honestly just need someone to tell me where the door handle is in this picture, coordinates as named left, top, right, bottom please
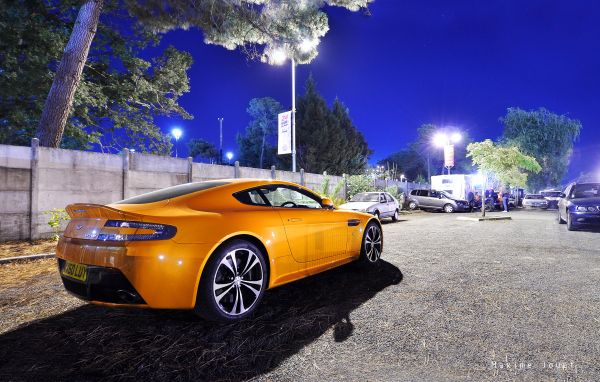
left=288, top=218, right=303, bottom=222
left=347, top=219, right=360, bottom=226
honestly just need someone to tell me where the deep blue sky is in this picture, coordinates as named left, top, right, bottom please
left=149, top=0, right=600, bottom=181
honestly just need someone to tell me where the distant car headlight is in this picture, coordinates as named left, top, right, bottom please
left=576, top=206, right=587, bottom=212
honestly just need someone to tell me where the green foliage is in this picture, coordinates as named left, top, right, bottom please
left=0, top=0, right=193, bottom=154
left=237, top=97, right=283, bottom=169
left=467, top=140, right=541, bottom=189
left=45, top=208, right=70, bottom=241
left=280, top=76, right=371, bottom=175
left=187, top=139, right=219, bottom=163
left=501, top=107, right=582, bottom=191
left=318, top=176, right=346, bottom=206
left=346, top=174, right=375, bottom=200
left=126, top=0, right=373, bottom=65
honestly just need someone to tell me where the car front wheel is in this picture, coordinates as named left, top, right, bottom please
left=443, top=204, right=455, bottom=213
left=392, top=209, right=399, bottom=222
left=194, top=239, right=268, bottom=322
left=408, top=201, right=418, bottom=210
left=360, top=221, right=383, bottom=265
left=566, top=213, right=576, bottom=231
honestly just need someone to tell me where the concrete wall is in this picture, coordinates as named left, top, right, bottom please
left=0, top=141, right=346, bottom=241
left=0, top=145, right=31, bottom=240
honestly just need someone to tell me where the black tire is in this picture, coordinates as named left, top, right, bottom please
left=566, top=213, right=576, bottom=231
left=360, top=221, right=383, bottom=265
left=391, top=209, right=399, bottom=222
left=408, top=201, right=418, bottom=210
left=557, top=209, right=566, bottom=224
left=443, top=204, right=455, bottom=213
left=194, top=239, right=268, bottom=322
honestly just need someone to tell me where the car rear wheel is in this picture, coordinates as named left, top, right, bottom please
left=392, top=209, right=399, bottom=222
left=566, top=213, right=576, bottom=231
left=408, top=201, right=418, bottom=210
left=557, top=209, right=566, bottom=224
left=443, top=204, right=455, bottom=213
left=360, top=222, right=382, bottom=265
left=194, top=239, right=268, bottom=322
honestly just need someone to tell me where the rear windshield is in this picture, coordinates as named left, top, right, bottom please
left=541, top=191, right=562, bottom=197
left=350, top=193, right=380, bottom=202
left=115, top=181, right=230, bottom=204
left=525, top=194, right=542, bottom=199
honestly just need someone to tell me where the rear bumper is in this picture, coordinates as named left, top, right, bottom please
left=56, top=237, right=212, bottom=309
left=58, top=258, right=147, bottom=305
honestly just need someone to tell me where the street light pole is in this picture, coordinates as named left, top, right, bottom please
left=218, top=117, right=223, bottom=164
left=291, top=57, right=297, bottom=173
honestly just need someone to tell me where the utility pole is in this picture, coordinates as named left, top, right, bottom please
left=291, top=57, right=297, bottom=172
left=218, top=117, right=223, bottom=164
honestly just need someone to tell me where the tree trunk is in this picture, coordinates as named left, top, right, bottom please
left=259, top=130, right=266, bottom=169
left=36, top=0, right=103, bottom=147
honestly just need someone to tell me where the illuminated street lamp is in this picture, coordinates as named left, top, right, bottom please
left=226, top=151, right=234, bottom=165
left=433, top=131, right=462, bottom=175
left=270, top=38, right=319, bottom=173
left=171, top=127, right=183, bottom=158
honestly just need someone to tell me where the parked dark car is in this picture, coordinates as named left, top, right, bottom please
left=541, top=190, right=562, bottom=209
left=557, top=182, right=600, bottom=231
left=407, top=189, right=470, bottom=213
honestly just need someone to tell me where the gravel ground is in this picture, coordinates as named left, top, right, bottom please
left=1, top=209, right=599, bottom=381
left=0, top=239, right=56, bottom=259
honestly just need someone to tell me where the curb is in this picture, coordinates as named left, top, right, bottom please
left=0, top=253, right=55, bottom=265
left=457, top=216, right=512, bottom=222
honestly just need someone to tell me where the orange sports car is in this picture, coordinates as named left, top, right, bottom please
left=56, top=179, right=383, bottom=321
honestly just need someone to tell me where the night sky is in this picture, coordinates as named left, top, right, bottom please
left=147, top=0, right=600, bottom=182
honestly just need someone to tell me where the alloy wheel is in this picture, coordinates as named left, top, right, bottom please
left=364, top=225, right=382, bottom=262
left=213, top=248, right=263, bottom=316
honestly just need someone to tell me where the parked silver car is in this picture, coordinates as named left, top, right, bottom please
left=407, top=189, right=470, bottom=213
left=523, top=194, right=549, bottom=209
left=338, top=192, right=400, bottom=221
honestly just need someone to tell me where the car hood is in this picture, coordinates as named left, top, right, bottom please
left=338, top=201, right=377, bottom=210
left=571, top=197, right=600, bottom=206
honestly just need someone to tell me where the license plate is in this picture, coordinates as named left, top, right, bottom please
left=62, top=261, right=88, bottom=282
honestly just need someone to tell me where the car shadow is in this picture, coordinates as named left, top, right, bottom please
left=0, top=260, right=402, bottom=381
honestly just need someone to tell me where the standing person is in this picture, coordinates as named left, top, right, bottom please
left=502, top=187, right=510, bottom=212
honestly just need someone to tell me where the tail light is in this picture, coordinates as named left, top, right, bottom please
left=96, top=220, right=176, bottom=241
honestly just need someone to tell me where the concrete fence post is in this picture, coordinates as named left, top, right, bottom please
left=343, top=173, right=348, bottom=200
left=187, top=157, right=193, bottom=183
left=300, top=168, right=305, bottom=186
left=270, top=165, right=276, bottom=180
left=122, top=149, right=130, bottom=200
left=29, top=138, right=39, bottom=241
left=234, top=161, right=240, bottom=178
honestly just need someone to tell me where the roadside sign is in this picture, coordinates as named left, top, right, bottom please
left=278, top=111, right=292, bottom=155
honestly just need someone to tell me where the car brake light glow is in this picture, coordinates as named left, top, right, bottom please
left=97, top=220, right=176, bottom=241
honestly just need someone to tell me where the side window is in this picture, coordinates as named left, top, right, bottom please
left=385, top=193, right=394, bottom=202
left=379, top=193, right=386, bottom=203
left=261, top=186, right=322, bottom=209
left=233, top=189, right=268, bottom=206
left=410, top=190, right=418, bottom=196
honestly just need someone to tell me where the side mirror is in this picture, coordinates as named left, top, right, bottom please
left=321, top=197, right=335, bottom=209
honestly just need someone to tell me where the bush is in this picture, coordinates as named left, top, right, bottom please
left=318, top=176, right=346, bottom=206
left=45, top=208, right=70, bottom=241
left=347, top=174, right=375, bottom=200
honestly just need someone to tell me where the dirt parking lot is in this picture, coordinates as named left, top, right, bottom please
left=1, top=209, right=599, bottom=381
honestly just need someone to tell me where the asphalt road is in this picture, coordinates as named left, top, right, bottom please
left=1, top=209, right=599, bottom=381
